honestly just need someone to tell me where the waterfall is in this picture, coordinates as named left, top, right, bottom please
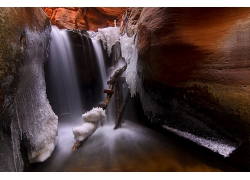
left=46, top=26, right=83, bottom=122
left=27, top=26, right=239, bottom=172
left=91, top=39, right=108, bottom=96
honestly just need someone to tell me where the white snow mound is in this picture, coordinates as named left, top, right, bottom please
left=72, top=123, right=97, bottom=141
left=82, top=107, right=106, bottom=123
left=28, top=136, right=59, bottom=163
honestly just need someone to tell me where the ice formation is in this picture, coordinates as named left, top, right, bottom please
left=87, top=26, right=238, bottom=159
left=89, top=27, right=158, bottom=120
left=162, top=125, right=236, bottom=157
left=88, top=27, right=120, bottom=57
left=119, top=32, right=160, bottom=120
left=120, top=33, right=140, bottom=97
left=73, top=107, right=106, bottom=142
left=118, top=30, right=238, bottom=158
left=13, top=28, right=58, bottom=164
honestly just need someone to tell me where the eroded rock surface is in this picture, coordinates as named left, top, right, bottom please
left=43, top=7, right=128, bottom=31
left=125, top=7, right=250, bottom=158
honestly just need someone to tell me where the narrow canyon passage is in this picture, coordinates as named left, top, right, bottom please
left=1, top=7, right=250, bottom=172
left=24, top=25, right=239, bottom=172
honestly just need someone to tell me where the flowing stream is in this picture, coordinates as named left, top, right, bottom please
left=26, top=26, right=239, bottom=172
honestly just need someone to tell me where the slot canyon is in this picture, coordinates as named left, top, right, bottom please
left=0, top=7, right=250, bottom=172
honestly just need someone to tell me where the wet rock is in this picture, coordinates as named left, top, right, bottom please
left=108, top=41, right=122, bottom=67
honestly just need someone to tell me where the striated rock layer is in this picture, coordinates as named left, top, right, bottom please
left=43, top=7, right=128, bottom=31
left=124, top=7, right=250, bottom=167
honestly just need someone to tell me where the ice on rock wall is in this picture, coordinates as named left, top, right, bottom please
left=162, top=125, right=236, bottom=157
left=120, top=33, right=140, bottom=97
left=86, top=26, right=239, bottom=160
left=73, top=107, right=106, bottom=142
left=88, top=27, right=120, bottom=57
left=89, top=27, right=158, bottom=120
left=14, top=28, right=58, bottom=163
left=119, top=32, right=160, bottom=120
left=118, top=32, right=237, bottom=158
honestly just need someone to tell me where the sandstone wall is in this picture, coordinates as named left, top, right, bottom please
left=130, top=8, right=250, bottom=148
left=43, top=7, right=127, bottom=31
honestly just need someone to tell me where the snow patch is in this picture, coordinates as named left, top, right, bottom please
left=28, top=138, right=58, bottom=163
left=82, top=107, right=106, bottom=123
left=73, top=123, right=98, bottom=141
left=73, top=107, right=106, bottom=142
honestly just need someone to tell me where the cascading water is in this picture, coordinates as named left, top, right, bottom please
left=39, top=26, right=84, bottom=170
left=92, top=39, right=108, bottom=91
left=46, top=26, right=83, bottom=121
left=27, top=26, right=239, bottom=172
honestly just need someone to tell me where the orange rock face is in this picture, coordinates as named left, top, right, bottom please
left=137, top=8, right=250, bottom=87
left=132, top=7, right=250, bottom=149
left=43, top=7, right=127, bottom=31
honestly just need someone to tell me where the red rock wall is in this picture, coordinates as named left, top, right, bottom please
left=43, top=7, right=127, bottom=31
left=137, top=8, right=250, bottom=87
left=134, top=8, right=250, bottom=146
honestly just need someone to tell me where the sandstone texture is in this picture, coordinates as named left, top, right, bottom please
left=43, top=7, right=127, bottom=31
left=126, top=8, right=250, bottom=151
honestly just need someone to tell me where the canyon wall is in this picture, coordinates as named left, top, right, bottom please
left=1, top=7, right=250, bottom=171
left=43, top=7, right=127, bottom=31
left=0, top=8, right=58, bottom=171
left=127, top=7, right=250, bottom=168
